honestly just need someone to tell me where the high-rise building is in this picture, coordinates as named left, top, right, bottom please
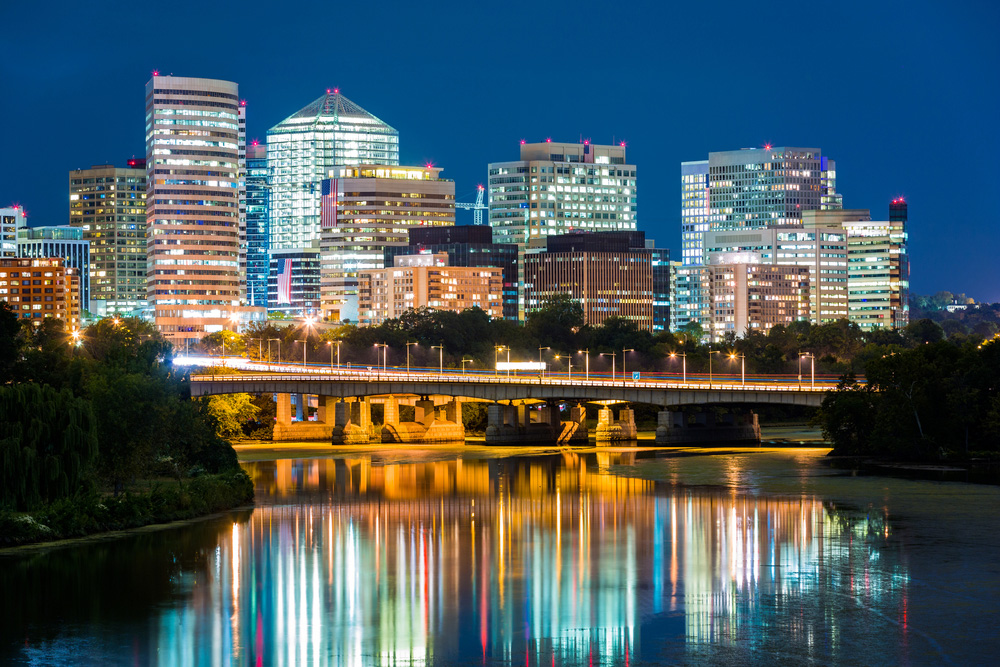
left=702, top=226, right=849, bottom=324
left=267, top=90, right=399, bottom=254
left=680, top=160, right=709, bottom=265
left=238, top=103, right=248, bottom=303
left=670, top=265, right=709, bottom=335
left=1, top=206, right=26, bottom=258
left=522, top=231, right=668, bottom=331
left=383, top=225, right=519, bottom=320
left=706, top=264, right=811, bottom=340
left=488, top=141, right=637, bottom=320
left=68, top=162, right=147, bottom=315
left=358, top=253, right=503, bottom=326
left=145, top=75, right=245, bottom=342
left=245, top=142, right=269, bottom=307
left=16, top=225, right=91, bottom=314
left=319, top=165, right=455, bottom=322
left=844, top=200, right=909, bottom=331
left=677, top=146, right=842, bottom=330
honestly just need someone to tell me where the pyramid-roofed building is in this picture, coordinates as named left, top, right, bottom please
left=267, top=90, right=399, bottom=254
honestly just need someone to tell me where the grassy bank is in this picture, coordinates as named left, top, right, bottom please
left=0, top=469, right=254, bottom=548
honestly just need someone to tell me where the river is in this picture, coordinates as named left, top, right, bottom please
left=3, top=446, right=998, bottom=666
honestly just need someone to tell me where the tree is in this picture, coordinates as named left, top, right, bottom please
left=206, top=394, right=260, bottom=438
left=817, top=374, right=881, bottom=455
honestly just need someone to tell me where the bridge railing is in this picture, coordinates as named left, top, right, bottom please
left=190, top=369, right=834, bottom=393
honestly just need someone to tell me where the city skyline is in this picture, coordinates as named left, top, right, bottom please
left=1, top=1, right=997, bottom=300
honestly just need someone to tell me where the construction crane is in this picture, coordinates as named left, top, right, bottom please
left=455, top=185, right=487, bottom=225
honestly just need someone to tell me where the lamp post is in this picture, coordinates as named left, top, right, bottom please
left=538, top=346, right=550, bottom=378
left=670, top=351, right=687, bottom=382
left=326, top=340, right=341, bottom=371
left=461, top=358, right=474, bottom=374
left=406, top=341, right=418, bottom=375
left=554, top=355, right=573, bottom=380
left=622, top=348, right=634, bottom=385
left=296, top=339, right=308, bottom=367
left=801, top=352, right=815, bottom=389
left=729, top=352, right=745, bottom=386
left=709, top=350, right=722, bottom=388
left=495, top=345, right=509, bottom=377
left=432, top=345, right=444, bottom=375
left=577, top=348, right=590, bottom=381
left=599, top=352, right=616, bottom=384
left=267, top=338, right=281, bottom=370
left=374, top=343, right=388, bottom=374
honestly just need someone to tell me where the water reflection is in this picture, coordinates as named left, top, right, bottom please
left=5, top=454, right=910, bottom=665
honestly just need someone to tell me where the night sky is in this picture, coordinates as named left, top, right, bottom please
left=2, top=1, right=997, bottom=301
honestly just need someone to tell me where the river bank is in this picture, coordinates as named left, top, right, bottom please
left=0, top=469, right=254, bottom=549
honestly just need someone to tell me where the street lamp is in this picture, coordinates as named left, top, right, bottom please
left=577, top=348, right=590, bottom=381
left=709, top=350, right=722, bottom=388
left=729, top=352, right=745, bottom=386
left=669, top=351, right=687, bottom=382
left=461, top=358, right=474, bottom=374
left=539, top=346, right=550, bottom=378
left=267, top=338, right=281, bottom=369
left=622, top=348, right=634, bottom=385
left=406, top=341, right=418, bottom=375
left=374, top=343, right=388, bottom=373
left=495, top=345, right=510, bottom=377
left=326, top=340, right=341, bottom=370
left=554, top=355, right=573, bottom=380
left=599, top=352, right=616, bottom=383
left=800, top=352, right=815, bottom=389
left=432, top=345, right=444, bottom=375
left=296, top=339, right=308, bottom=367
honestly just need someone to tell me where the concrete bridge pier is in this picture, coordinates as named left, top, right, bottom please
left=654, top=409, right=760, bottom=445
left=381, top=395, right=464, bottom=444
left=595, top=406, right=638, bottom=444
left=274, top=392, right=338, bottom=441
left=331, top=398, right=371, bottom=445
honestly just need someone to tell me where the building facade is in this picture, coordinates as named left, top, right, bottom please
left=0, top=258, right=79, bottom=328
left=16, top=225, right=91, bottom=314
left=1, top=206, right=26, bottom=258
left=522, top=231, right=667, bottom=331
left=705, top=264, right=811, bottom=340
left=245, top=142, right=269, bottom=307
left=383, top=225, right=519, bottom=321
left=488, top=141, right=637, bottom=320
left=145, top=75, right=245, bottom=342
left=844, top=200, right=909, bottom=331
left=680, top=160, right=709, bottom=266
left=702, top=226, right=848, bottom=324
left=319, top=165, right=455, bottom=322
left=357, top=253, right=503, bottom=326
left=267, top=90, right=399, bottom=254
left=69, top=162, right=147, bottom=315
left=268, top=249, right=321, bottom=318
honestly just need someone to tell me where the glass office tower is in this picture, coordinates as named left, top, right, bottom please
left=267, top=90, right=399, bottom=253
left=246, top=142, right=269, bottom=307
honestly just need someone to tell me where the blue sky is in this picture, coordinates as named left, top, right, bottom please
left=2, top=0, right=997, bottom=300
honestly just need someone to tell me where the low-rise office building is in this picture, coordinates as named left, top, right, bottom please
left=357, top=253, right=502, bottom=326
left=0, top=258, right=80, bottom=327
left=705, top=264, right=810, bottom=340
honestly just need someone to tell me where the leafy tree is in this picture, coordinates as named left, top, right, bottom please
left=207, top=393, right=260, bottom=438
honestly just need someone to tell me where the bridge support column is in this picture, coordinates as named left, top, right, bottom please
left=276, top=393, right=292, bottom=426
left=444, top=398, right=461, bottom=424
left=596, top=405, right=637, bottom=445
left=654, top=409, right=761, bottom=445
left=383, top=396, right=399, bottom=426
left=331, top=399, right=370, bottom=445
left=295, top=394, right=305, bottom=421
left=414, top=399, right=436, bottom=426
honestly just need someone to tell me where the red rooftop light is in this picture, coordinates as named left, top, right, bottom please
left=152, top=70, right=159, bottom=76
left=334, top=88, right=340, bottom=94
left=546, top=138, right=551, bottom=143
left=764, top=143, right=773, bottom=150
left=520, top=139, right=526, bottom=144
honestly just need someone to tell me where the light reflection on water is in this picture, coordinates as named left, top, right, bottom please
left=5, top=453, right=913, bottom=666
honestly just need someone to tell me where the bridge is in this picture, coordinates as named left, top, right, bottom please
left=190, top=363, right=831, bottom=446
